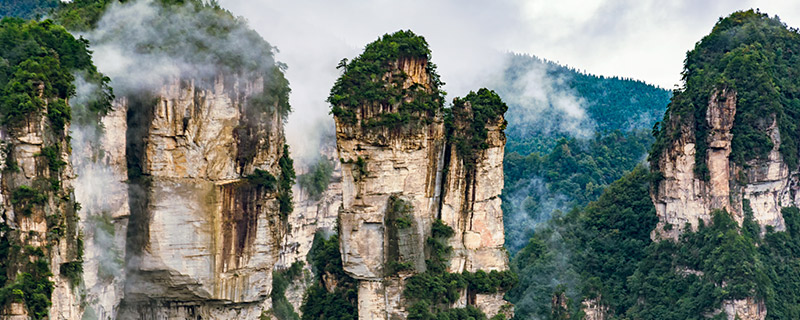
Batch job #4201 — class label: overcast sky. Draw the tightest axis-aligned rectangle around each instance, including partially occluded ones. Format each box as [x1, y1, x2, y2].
[216, 0, 800, 161]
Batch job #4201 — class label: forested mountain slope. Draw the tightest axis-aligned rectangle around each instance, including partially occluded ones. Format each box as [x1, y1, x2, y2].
[499, 54, 671, 252]
[509, 10, 800, 320]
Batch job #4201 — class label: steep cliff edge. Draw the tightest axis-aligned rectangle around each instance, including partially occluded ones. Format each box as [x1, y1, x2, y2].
[331, 30, 513, 320]
[648, 10, 800, 320]
[116, 75, 293, 319]
[650, 11, 800, 241]
[0, 19, 113, 320]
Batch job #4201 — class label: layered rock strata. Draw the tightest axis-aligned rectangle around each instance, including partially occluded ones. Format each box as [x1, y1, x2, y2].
[109, 76, 289, 319]
[651, 88, 790, 241]
[0, 96, 82, 319]
[334, 57, 512, 319]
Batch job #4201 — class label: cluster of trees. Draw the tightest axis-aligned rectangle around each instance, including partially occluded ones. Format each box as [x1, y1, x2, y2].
[0, 17, 112, 130]
[446, 88, 508, 171]
[300, 232, 358, 320]
[498, 53, 670, 156]
[297, 157, 335, 201]
[329, 30, 444, 130]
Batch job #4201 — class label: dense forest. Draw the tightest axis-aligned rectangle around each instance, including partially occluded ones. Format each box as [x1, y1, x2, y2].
[499, 54, 670, 253]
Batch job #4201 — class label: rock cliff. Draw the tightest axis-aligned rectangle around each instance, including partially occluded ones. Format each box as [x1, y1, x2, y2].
[331, 31, 513, 319]
[0, 91, 82, 320]
[651, 88, 791, 243]
[105, 75, 291, 319]
[647, 11, 800, 319]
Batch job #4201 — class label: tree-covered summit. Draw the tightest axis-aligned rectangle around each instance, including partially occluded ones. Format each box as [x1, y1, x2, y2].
[446, 88, 508, 170]
[651, 9, 800, 176]
[329, 30, 445, 130]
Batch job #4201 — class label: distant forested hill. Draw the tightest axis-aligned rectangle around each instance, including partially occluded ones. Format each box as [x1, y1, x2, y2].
[0, 0, 59, 19]
[499, 53, 671, 253]
[499, 53, 671, 156]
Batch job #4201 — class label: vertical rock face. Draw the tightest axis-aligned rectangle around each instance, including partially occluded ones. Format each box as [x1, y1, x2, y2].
[440, 99, 511, 317]
[109, 76, 288, 319]
[72, 99, 130, 320]
[0, 100, 81, 319]
[333, 55, 512, 319]
[335, 57, 445, 319]
[280, 143, 342, 314]
[651, 88, 788, 241]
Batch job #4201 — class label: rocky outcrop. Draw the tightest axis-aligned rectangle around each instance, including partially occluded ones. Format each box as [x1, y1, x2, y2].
[440, 98, 511, 316]
[99, 75, 290, 319]
[582, 297, 608, 320]
[0, 96, 82, 319]
[335, 58, 445, 319]
[650, 88, 785, 320]
[720, 298, 767, 320]
[651, 88, 789, 240]
[334, 57, 512, 319]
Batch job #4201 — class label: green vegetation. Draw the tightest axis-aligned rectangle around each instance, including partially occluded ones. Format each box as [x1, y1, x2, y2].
[11, 185, 47, 216]
[404, 220, 517, 319]
[38, 145, 66, 190]
[0, 242, 54, 320]
[271, 261, 303, 320]
[329, 30, 444, 130]
[507, 167, 657, 318]
[0, 0, 59, 20]
[51, 0, 113, 32]
[0, 18, 112, 131]
[59, 261, 83, 288]
[503, 131, 653, 252]
[244, 144, 295, 219]
[385, 195, 415, 275]
[297, 157, 334, 201]
[498, 53, 670, 156]
[651, 10, 800, 175]
[388, 195, 413, 230]
[246, 169, 277, 192]
[278, 144, 296, 219]
[445, 88, 508, 171]
[55, 0, 290, 119]
[624, 209, 765, 319]
[300, 232, 358, 320]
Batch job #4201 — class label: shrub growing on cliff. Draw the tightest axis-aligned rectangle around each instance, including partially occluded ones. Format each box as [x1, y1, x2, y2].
[300, 232, 357, 320]
[297, 157, 334, 201]
[445, 88, 508, 171]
